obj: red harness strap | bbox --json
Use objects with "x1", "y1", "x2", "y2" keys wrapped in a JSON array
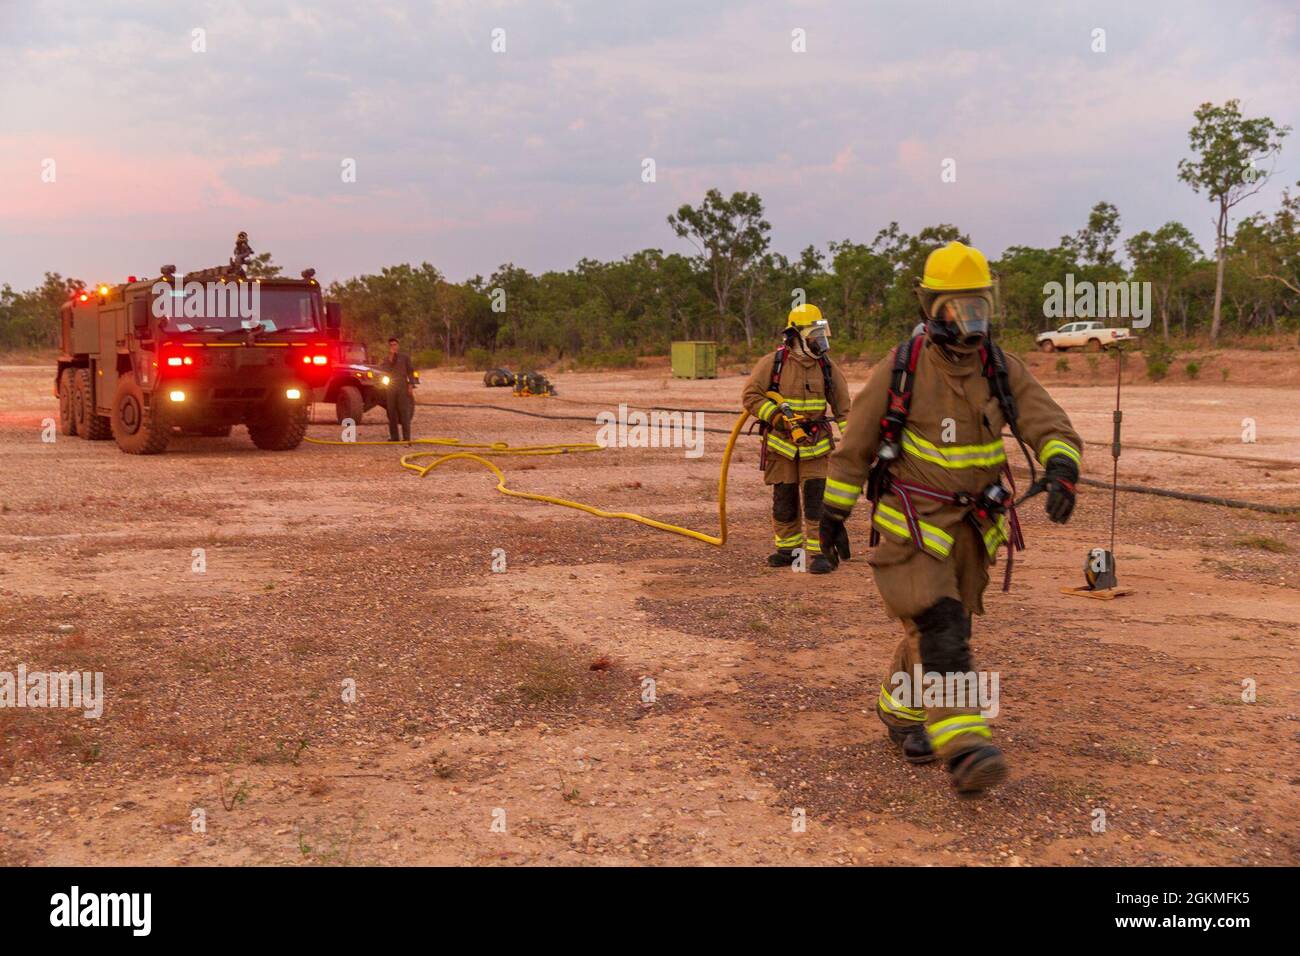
[
  {"x1": 867, "y1": 337, "x2": 925, "y2": 549},
  {"x1": 881, "y1": 468, "x2": 1027, "y2": 591}
]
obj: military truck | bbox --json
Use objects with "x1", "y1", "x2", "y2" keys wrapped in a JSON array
[
  {"x1": 319, "y1": 341, "x2": 418, "y2": 425},
  {"x1": 55, "y1": 258, "x2": 342, "y2": 454}
]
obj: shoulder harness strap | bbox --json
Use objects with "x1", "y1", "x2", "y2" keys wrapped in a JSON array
[
  {"x1": 817, "y1": 354, "x2": 836, "y2": 416},
  {"x1": 866, "y1": 334, "x2": 924, "y2": 506},
  {"x1": 768, "y1": 345, "x2": 787, "y2": 394},
  {"x1": 979, "y1": 341, "x2": 1018, "y2": 429},
  {"x1": 883, "y1": 334, "x2": 924, "y2": 440}
]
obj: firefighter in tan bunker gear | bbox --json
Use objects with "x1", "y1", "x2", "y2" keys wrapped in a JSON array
[
  {"x1": 818, "y1": 242, "x2": 1082, "y2": 796},
  {"x1": 743, "y1": 305, "x2": 852, "y2": 575}
]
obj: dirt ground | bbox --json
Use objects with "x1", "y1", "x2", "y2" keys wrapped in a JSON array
[{"x1": 1, "y1": 348, "x2": 1297, "y2": 867}]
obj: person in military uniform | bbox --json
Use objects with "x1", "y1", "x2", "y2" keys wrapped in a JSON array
[
  {"x1": 230, "y1": 231, "x2": 255, "y2": 275},
  {"x1": 382, "y1": 337, "x2": 417, "y2": 442},
  {"x1": 742, "y1": 304, "x2": 852, "y2": 574},
  {"x1": 818, "y1": 242, "x2": 1082, "y2": 796}
]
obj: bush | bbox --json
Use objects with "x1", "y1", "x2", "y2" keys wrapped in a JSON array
[
  {"x1": 996, "y1": 329, "x2": 1037, "y2": 354},
  {"x1": 1144, "y1": 339, "x2": 1174, "y2": 382},
  {"x1": 1086, "y1": 354, "x2": 1100, "y2": 373},
  {"x1": 1221, "y1": 367, "x2": 1230, "y2": 381},
  {"x1": 1184, "y1": 360, "x2": 1200, "y2": 380},
  {"x1": 413, "y1": 348, "x2": 444, "y2": 369},
  {"x1": 1055, "y1": 356, "x2": 1070, "y2": 373},
  {"x1": 464, "y1": 347, "x2": 494, "y2": 371},
  {"x1": 574, "y1": 348, "x2": 639, "y2": 370}
]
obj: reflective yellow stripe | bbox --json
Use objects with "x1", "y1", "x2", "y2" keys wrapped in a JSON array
[
  {"x1": 878, "y1": 684, "x2": 926, "y2": 721},
  {"x1": 765, "y1": 433, "x2": 798, "y2": 459},
  {"x1": 774, "y1": 533, "x2": 804, "y2": 548},
  {"x1": 784, "y1": 398, "x2": 827, "y2": 412},
  {"x1": 982, "y1": 514, "x2": 1010, "y2": 556},
  {"x1": 756, "y1": 400, "x2": 778, "y2": 423},
  {"x1": 927, "y1": 714, "x2": 992, "y2": 749},
  {"x1": 1040, "y1": 438, "x2": 1081, "y2": 467},
  {"x1": 872, "y1": 503, "x2": 953, "y2": 558},
  {"x1": 823, "y1": 477, "x2": 861, "y2": 509},
  {"x1": 804, "y1": 537, "x2": 822, "y2": 553},
  {"x1": 801, "y1": 437, "x2": 832, "y2": 458},
  {"x1": 765, "y1": 433, "x2": 832, "y2": 460},
  {"x1": 902, "y1": 428, "x2": 1007, "y2": 469}
]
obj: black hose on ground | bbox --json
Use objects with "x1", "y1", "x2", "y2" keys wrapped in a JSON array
[
  {"x1": 350, "y1": 401, "x2": 1300, "y2": 515},
  {"x1": 1074, "y1": 476, "x2": 1299, "y2": 515},
  {"x1": 415, "y1": 401, "x2": 739, "y2": 435}
]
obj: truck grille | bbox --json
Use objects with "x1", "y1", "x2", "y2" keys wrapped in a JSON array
[{"x1": 213, "y1": 387, "x2": 267, "y2": 400}]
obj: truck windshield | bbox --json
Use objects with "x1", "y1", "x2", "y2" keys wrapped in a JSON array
[{"x1": 164, "y1": 285, "x2": 321, "y2": 333}]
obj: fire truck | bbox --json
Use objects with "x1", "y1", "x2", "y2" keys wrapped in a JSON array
[{"x1": 55, "y1": 253, "x2": 341, "y2": 454}]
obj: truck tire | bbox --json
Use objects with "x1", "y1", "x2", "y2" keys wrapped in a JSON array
[
  {"x1": 58, "y1": 369, "x2": 78, "y2": 436},
  {"x1": 75, "y1": 368, "x2": 113, "y2": 440},
  {"x1": 248, "y1": 403, "x2": 309, "y2": 450},
  {"x1": 335, "y1": 384, "x2": 363, "y2": 425},
  {"x1": 1039, "y1": 340, "x2": 1055, "y2": 353},
  {"x1": 1086, "y1": 338, "x2": 1102, "y2": 352},
  {"x1": 111, "y1": 372, "x2": 171, "y2": 454}
]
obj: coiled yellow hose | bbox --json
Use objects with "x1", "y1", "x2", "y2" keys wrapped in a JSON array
[{"x1": 306, "y1": 410, "x2": 751, "y2": 546}]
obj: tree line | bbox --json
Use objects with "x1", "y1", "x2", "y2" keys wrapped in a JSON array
[{"x1": 4, "y1": 100, "x2": 1296, "y2": 359}]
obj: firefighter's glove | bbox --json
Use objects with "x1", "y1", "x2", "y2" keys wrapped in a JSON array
[
  {"x1": 818, "y1": 513, "x2": 850, "y2": 568},
  {"x1": 1043, "y1": 456, "x2": 1079, "y2": 524}
]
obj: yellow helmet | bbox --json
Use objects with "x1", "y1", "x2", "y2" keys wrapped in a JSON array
[
  {"x1": 920, "y1": 241, "x2": 992, "y2": 291},
  {"x1": 786, "y1": 303, "x2": 824, "y2": 328},
  {"x1": 785, "y1": 303, "x2": 830, "y2": 356}
]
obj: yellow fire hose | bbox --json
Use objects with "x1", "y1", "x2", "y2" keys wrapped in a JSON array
[{"x1": 305, "y1": 409, "x2": 752, "y2": 546}]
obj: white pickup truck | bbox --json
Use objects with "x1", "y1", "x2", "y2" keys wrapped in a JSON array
[{"x1": 1036, "y1": 321, "x2": 1135, "y2": 352}]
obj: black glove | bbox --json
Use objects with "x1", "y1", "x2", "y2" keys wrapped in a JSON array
[
  {"x1": 818, "y1": 513, "x2": 850, "y2": 568},
  {"x1": 1044, "y1": 457, "x2": 1079, "y2": 524}
]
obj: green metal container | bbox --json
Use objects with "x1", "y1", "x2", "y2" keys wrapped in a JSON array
[{"x1": 670, "y1": 341, "x2": 717, "y2": 379}]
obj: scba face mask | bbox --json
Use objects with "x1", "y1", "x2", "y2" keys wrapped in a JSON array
[
  {"x1": 799, "y1": 319, "x2": 831, "y2": 357},
  {"x1": 926, "y1": 294, "x2": 992, "y2": 348}
]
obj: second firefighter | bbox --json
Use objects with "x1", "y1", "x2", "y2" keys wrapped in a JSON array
[{"x1": 743, "y1": 304, "x2": 852, "y2": 574}]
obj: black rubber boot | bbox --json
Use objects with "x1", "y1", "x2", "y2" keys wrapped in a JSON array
[
  {"x1": 877, "y1": 710, "x2": 936, "y2": 764},
  {"x1": 808, "y1": 555, "x2": 834, "y2": 574},
  {"x1": 767, "y1": 549, "x2": 796, "y2": 567},
  {"x1": 947, "y1": 744, "x2": 1009, "y2": 797}
]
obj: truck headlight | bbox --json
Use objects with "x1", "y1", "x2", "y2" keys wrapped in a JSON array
[
  {"x1": 169, "y1": 390, "x2": 186, "y2": 402},
  {"x1": 286, "y1": 388, "x2": 302, "y2": 400}
]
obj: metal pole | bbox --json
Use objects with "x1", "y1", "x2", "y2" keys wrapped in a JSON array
[{"x1": 1110, "y1": 345, "x2": 1123, "y2": 558}]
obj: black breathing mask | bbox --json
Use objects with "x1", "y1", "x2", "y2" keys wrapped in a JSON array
[
  {"x1": 798, "y1": 319, "x2": 831, "y2": 357},
  {"x1": 925, "y1": 294, "x2": 992, "y2": 350}
]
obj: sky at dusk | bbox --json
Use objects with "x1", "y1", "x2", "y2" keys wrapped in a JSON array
[{"x1": 1, "y1": 0, "x2": 1297, "y2": 291}]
